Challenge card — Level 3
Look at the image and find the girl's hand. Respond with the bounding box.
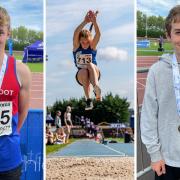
[89,10,97,23]
[84,12,91,23]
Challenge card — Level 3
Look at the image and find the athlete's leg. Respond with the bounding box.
[77,69,93,110]
[77,69,91,99]
[86,63,99,87]
[87,63,101,100]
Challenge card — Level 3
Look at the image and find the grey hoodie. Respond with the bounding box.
[141,54,180,167]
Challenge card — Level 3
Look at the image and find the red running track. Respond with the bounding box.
[137,56,160,106]
[30,72,43,109]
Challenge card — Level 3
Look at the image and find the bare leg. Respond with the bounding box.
[66,125,71,143]
[87,63,100,87]
[77,69,91,99]
[87,63,101,100]
[49,138,54,144]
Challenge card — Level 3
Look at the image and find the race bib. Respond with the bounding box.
[76,53,92,68]
[0,101,12,136]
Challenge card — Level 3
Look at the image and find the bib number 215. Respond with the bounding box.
[0,101,12,136]
[0,110,10,125]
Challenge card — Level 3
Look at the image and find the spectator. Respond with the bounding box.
[46,126,54,145]
[64,106,73,143]
[46,112,54,126]
[54,127,66,144]
[55,110,62,128]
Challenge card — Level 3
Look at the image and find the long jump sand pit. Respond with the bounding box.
[46,157,134,180]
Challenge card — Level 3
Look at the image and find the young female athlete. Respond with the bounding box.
[73,10,101,110]
[64,106,73,143]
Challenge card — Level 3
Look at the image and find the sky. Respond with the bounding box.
[0,0,43,31]
[137,0,180,17]
[46,0,134,108]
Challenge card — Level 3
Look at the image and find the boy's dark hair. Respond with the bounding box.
[165,5,180,37]
[0,6,10,30]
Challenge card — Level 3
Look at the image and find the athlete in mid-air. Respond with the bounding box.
[73,10,101,110]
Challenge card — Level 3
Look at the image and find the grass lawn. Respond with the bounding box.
[106,137,124,143]
[26,62,43,72]
[46,138,77,155]
[137,41,173,56]
[137,51,165,56]
[14,55,23,60]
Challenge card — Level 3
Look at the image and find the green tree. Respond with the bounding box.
[48,93,130,125]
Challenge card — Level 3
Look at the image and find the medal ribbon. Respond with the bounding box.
[0,54,8,89]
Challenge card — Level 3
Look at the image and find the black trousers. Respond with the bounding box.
[0,164,22,180]
[155,165,180,180]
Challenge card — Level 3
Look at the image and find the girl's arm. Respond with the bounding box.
[73,13,90,51]
[90,13,101,50]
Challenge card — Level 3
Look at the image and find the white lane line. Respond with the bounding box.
[137,81,146,88]
[100,144,126,156]
[31,98,43,100]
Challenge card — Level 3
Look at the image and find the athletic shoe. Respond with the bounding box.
[85,98,93,110]
[93,85,101,101]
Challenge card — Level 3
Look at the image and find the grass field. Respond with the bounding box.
[137,41,173,56]
[14,55,23,60]
[46,138,77,155]
[27,62,43,72]
[13,52,43,72]
[106,137,124,143]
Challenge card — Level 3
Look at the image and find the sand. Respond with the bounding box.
[46,157,134,180]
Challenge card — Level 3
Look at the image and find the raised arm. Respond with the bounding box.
[73,13,90,51]
[90,12,101,50]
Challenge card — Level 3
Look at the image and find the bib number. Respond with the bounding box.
[0,101,12,136]
[76,53,92,68]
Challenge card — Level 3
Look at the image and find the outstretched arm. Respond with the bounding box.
[73,13,90,51]
[90,12,101,50]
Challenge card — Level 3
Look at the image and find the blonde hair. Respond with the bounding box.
[0,6,10,30]
[79,29,92,40]
[165,5,180,37]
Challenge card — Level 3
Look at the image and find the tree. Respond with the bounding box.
[48,93,130,125]
[137,11,165,38]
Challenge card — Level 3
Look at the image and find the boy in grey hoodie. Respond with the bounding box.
[141,5,180,180]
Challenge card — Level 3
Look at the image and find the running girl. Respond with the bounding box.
[73,10,101,110]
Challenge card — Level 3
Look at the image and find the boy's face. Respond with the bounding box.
[167,22,180,54]
[0,25,9,46]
